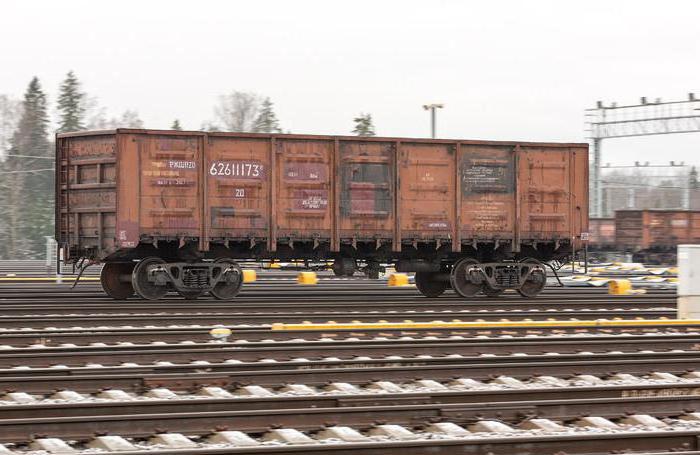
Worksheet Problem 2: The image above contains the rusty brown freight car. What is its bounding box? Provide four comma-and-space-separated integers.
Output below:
56, 129, 588, 300
615, 209, 700, 263
588, 218, 616, 249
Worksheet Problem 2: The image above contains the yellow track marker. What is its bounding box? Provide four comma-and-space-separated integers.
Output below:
242, 269, 257, 283
297, 272, 318, 285
271, 319, 700, 331
608, 279, 632, 295
388, 273, 410, 286
209, 327, 232, 338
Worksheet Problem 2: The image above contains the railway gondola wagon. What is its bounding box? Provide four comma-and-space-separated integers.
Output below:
615, 209, 700, 264
56, 129, 588, 300
587, 217, 616, 261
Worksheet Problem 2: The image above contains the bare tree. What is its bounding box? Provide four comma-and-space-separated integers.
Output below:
82, 99, 144, 130
111, 110, 144, 128
0, 94, 22, 257
212, 91, 262, 132
201, 122, 218, 132
82, 96, 109, 130
0, 95, 22, 159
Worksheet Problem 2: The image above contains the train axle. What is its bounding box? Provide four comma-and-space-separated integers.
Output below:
101, 258, 243, 300
415, 259, 547, 299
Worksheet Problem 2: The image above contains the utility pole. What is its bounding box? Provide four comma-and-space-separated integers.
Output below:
592, 137, 602, 217
423, 103, 444, 139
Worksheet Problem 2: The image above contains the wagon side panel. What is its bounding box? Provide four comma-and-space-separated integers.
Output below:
205, 136, 270, 243
57, 134, 119, 260
517, 146, 572, 242
398, 142, 456, 242
588, 218, 615, 248
690, 211, 700, 243
123, 132, 203, 245
275, 138, 333, 244
458, 143, 515, 245
337, 139, 395, 242
615, 210, 644, 250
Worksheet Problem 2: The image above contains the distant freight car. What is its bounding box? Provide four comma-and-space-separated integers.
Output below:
56, 129, 589, 300
586, 217, 616, 261
588, 218, 616, 249
615, 209, 700, 263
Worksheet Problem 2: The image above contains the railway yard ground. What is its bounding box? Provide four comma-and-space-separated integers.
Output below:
1, 262, 700, 454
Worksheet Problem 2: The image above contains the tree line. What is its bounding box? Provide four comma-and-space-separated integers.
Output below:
0, 73, 148, 259
0, 72, 377, 259
202, 92, 376, 137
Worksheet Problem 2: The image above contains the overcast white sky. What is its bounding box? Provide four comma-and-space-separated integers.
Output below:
1, 0, 699, 165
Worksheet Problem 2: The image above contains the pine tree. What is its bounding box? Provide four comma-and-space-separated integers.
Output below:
352, 113, 376, 137
252, 98, 282, 133
56, 71, 85, 133
171, 119, 182, 130
1, 77, 51, 259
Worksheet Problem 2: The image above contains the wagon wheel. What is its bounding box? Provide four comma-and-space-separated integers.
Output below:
100, 262, 135, 300
450, 258, 481, 298
179, 290, 204, 300
517, 258, 547, 299
415, 272, 447, 298
364, 268, 380, 280
482, 284, 504, 298
210, 258, 243, 300
332, 259, 356, 277
132, 257, 168, 300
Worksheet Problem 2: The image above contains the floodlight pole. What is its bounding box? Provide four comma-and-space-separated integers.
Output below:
423, 104, 444, 139
592, 138, 602, 218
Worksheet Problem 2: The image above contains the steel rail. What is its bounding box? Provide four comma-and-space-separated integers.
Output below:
2, 354, 700, 393
1, 324, 697, 346
1, 379, 699, 421
3, 395, 700, 443
2, 336, 700, 367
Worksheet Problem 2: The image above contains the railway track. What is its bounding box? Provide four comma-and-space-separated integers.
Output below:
2, 332, 700, 367
5, 417, 700, 454
2, 323, 697, 346
0, 292, 677, 311
1, 270, 699, 454
0, 309, 676, 329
